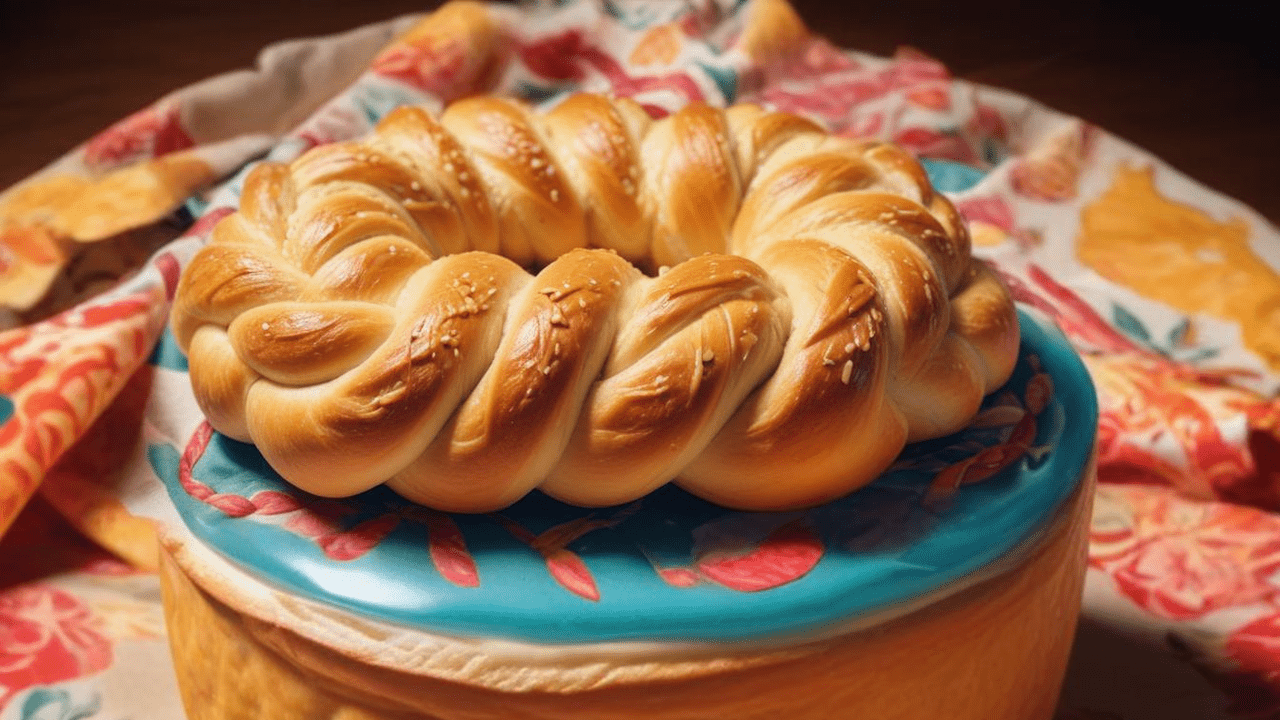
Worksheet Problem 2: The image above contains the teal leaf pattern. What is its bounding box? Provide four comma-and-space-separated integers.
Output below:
696, 61, 737, 104
1167, 317, 1191, 349
18, 687, 101, 720
1112, 303, 1152, 344
981, 137, 1006, 166
601, 0, 669, 30
514, 80, 570, 105
1112, 305, 1222, 363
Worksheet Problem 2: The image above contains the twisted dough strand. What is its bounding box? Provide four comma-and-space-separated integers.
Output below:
172, 93, 1018, 512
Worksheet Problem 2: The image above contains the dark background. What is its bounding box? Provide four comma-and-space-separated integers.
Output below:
0, 0, 1276, 223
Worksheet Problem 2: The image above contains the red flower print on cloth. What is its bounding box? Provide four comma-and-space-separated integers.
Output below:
1000, 263, 1280, 509
767, 37, 860, 79
519, 29, 589, 82
1, 291, 161, 532
905, 84, 951, 111
999, 263, 1169, 363
957, 196, 1016, 233
966, 101, 1009, 144
754, 47, 949, 127
82, 104, 193, 171
0, 584, 112, 709
1156, 619, 1280, 717
892, 126, 978, 164
514, 31, 707, 105
1087, 352, 1278, 507
956, 197, 1042, 251
1219, 612, 1280, 716
1089, 485, 1280, 620
372, 44, 475, 100
1227, 611, 1280, 690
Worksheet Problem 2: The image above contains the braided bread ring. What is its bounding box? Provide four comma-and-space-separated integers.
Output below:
172, 93, 1018, 512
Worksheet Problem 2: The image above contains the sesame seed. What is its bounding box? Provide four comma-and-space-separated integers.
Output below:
841, 360, 853, 384
261, 322, 270, 331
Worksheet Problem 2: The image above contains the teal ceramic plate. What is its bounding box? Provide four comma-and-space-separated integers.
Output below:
151, 309, 1097, 644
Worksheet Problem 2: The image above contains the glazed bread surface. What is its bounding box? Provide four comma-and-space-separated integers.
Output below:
171, 93, 1019, 512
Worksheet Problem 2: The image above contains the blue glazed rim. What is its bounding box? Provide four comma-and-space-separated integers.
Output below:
151, 308, 1098, 644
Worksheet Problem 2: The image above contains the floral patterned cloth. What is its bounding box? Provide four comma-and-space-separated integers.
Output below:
3, 1, 1280, 717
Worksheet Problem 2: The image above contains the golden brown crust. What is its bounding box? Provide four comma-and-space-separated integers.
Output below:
172, 94, 1020, 512
732, 0, 811, 64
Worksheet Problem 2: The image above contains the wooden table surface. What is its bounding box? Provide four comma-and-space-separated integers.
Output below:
1, 0, 1276, 225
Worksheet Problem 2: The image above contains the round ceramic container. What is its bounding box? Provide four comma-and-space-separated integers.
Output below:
156, 309, 1097, 720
